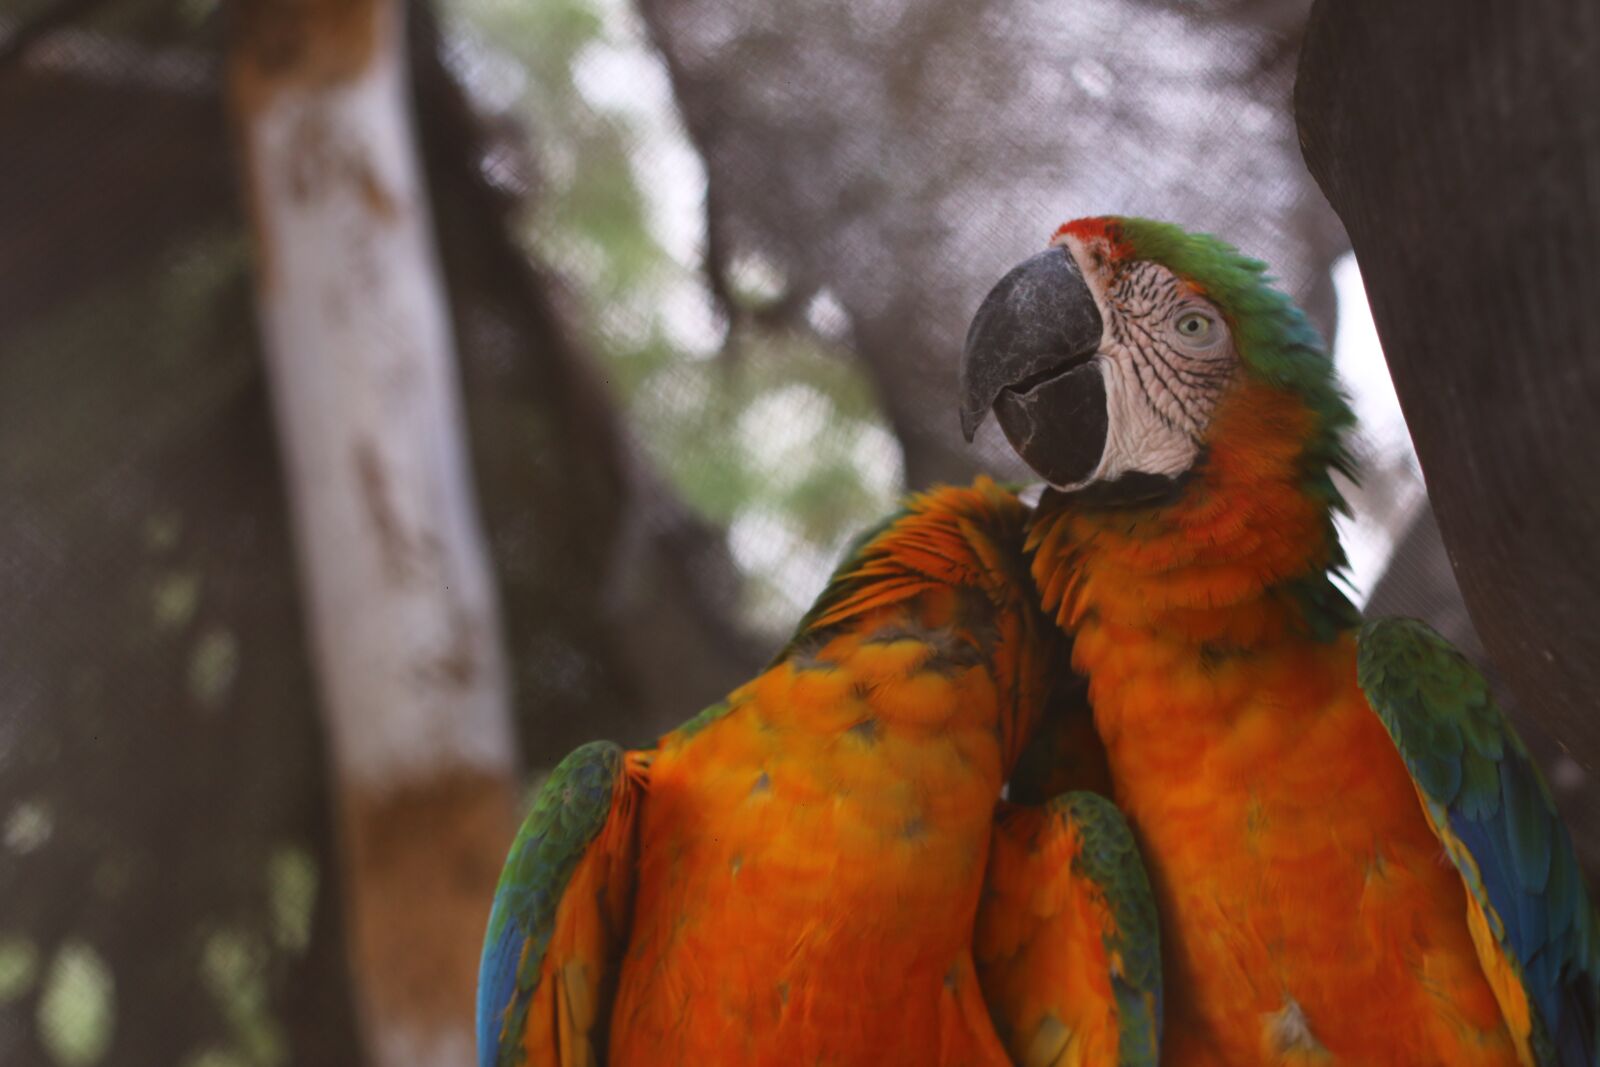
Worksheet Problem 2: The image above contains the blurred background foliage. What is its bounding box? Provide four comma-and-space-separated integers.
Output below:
0, 0, 1593, 1064
448, 0, 908, 631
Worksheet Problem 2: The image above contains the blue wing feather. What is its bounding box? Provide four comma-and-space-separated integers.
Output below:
477, 893, 530, 1061
1359, 617, 1599, 1067
475, 741, 631, 1067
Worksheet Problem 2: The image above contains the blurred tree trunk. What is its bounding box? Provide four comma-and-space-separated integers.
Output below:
228, 3, 516, 1065
1297, 0, 1600, 769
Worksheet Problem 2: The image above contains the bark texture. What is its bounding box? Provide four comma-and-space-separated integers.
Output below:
1297, 0, 1600, 768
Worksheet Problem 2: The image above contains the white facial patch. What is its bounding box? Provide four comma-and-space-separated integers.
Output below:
1054, 236, 1237, 490
1091, 352, 1204, 482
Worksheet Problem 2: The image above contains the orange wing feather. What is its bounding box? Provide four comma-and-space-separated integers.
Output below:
515, 752, 647, 1067
605, 478, 1056, 1067
978, 798, 1161, 1067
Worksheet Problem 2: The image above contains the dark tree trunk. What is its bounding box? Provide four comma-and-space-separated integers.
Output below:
1297, 0, 1600, 768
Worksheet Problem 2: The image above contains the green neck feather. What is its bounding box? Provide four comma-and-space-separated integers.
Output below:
1116, 217, 1362, 637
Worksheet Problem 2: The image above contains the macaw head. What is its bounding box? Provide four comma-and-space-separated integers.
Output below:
961, 216, 1354, 505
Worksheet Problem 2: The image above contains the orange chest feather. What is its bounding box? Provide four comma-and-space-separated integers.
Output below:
1022, 384, 1520, 1063
1075, 626, 1519, 1065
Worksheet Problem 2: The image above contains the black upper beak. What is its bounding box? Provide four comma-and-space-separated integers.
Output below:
959, 247, 1104, 442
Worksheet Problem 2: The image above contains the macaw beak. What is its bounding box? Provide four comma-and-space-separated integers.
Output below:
959, 247, 1108, 487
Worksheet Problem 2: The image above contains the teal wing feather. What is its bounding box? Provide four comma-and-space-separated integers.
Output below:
476, 741, 639, 1067
1061, 792, 1164, 1066
1357, 617, 1599, 1066
977, 792, 1162, 1067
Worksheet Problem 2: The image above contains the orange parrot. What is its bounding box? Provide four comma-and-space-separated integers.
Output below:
959, 215, 1599, 1066
475, 480, 1161, 1067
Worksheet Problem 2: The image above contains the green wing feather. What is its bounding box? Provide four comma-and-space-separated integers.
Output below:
1358, 617, 1599, 1066
476, 741, 630, 1067
978, 791, 1162, 1067
1057, 791, 1164, 1066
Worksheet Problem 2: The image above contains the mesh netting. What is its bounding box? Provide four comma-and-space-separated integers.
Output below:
1, 1, 1593, 1064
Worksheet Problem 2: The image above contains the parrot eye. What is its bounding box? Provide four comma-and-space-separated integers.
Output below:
1172, 309, 1218, 346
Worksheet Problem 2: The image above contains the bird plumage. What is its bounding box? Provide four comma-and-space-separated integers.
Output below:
965, 215, 1598, 1065
478, 478, 1161, 1067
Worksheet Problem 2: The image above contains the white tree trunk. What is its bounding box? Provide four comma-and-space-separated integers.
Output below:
229, 3, 516, 1064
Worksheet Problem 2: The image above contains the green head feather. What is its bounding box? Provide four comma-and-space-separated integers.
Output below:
1110, 216, 1362, 634
1112, 216, 1358, 501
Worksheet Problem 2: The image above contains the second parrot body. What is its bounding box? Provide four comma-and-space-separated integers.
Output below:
607, 494, 1037, 1065
478, 480, 1161, 1067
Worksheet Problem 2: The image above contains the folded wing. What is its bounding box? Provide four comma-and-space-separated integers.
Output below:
976, 792, 1162, 1067
476, 740, 648, 1067
1358, 617, 1599, 1067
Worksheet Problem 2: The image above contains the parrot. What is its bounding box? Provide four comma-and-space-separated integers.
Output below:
958, 214, 1600, 1066
475, 478, 1162, 1067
